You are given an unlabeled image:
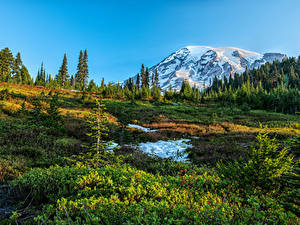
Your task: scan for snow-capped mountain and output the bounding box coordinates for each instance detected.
[131,46,287,90]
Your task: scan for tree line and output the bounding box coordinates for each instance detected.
[205,57,300,114]
[1,46,299,114]
[0,47,89,90]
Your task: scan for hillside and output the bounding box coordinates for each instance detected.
[0,83,299,224]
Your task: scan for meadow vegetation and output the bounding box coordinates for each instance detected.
[0,83,299,224]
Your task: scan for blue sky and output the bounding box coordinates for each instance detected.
[1,0,300,84]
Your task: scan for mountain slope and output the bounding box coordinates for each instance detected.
[133,46,287,90]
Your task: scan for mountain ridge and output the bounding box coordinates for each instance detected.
[129,46,287,90]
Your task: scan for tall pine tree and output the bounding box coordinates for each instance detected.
[82,49,89,89]
[0,47,14,82]
[56,53,69,87]
[75,50,84,89]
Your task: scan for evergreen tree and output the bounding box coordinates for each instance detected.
[46,93,63,128]
[140,64,146,87]
[136,73,140,89]
[75,50,84,89]
[101,78,105,88]
[87,99,111,153]
[70,75,76,87]
[82,49,89,89]
[154,68,159,88]
[0,47,14,82]
[180,80,193,100]
[88,79,97,92]
[35,63,46,86]
[20,65,32,85]
[145,67,149,87]
[56,53,69,87]
[12,52,22,83]
[151,72,155,88]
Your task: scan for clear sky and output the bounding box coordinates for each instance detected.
[1,0,300,84]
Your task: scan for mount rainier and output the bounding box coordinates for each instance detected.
[130,46,287,90]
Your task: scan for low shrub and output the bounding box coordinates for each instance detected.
[0,156,27,182]
[218,127,294,191]
[12,166,90,203]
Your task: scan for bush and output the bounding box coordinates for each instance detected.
[25,165,297,224]
[12,166,90,203]
[0,156,27,182]
[218,127,294,191]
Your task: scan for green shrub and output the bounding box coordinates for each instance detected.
[218,127,294,191]
[54,138,81,148]
[0,156,27,182]
[12,166,90,203]
[25,165,297,224]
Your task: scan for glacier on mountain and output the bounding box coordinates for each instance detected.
[129,46,287,90]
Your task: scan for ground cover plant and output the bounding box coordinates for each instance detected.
[0,83,299,224]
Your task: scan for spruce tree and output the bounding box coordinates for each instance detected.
[75,50,84,89]
[140,64,146,87]
[0,47,14,82]
[145,67,149,87]
[20,65,32,85]
[82,49,89,89]
[46,93,63,128]
[151,72,155,88]
[88,79,97,92]
[35,63,46,86]
[12,52,22,83]
[70,75,76,87]
[154,68,159,88]
[136,73,140,89]
[56,53,69,87]
[87,98,111,153]
[101,78,105,88]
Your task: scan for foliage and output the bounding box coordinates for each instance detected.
[13,164,298,224]
[218,126,294,191]
[0,82,299,224]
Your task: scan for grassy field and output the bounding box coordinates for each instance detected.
[0,83,299,224]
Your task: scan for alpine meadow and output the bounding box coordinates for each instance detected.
[0,1,299,224]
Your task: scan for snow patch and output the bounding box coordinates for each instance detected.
[128,124,157,133]
[138,139,192,162]
[106,142,120,151]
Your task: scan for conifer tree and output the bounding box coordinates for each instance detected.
[35,63,46,86]
[46,93,63,128]
[0,47,14,82]
[75,50,84,89]
[20,65,32,85]
[145,67,149,87]
[151,72,154,88]
[82,49,89,88]
[154,68,159,88]
[88,79,97,92]
[136,73,140,89]
[12,52,22,83]
[56,53,69,87]
[70,75,76,87]
[87,98,111,153]
[101,78,105,88]
[140,64,146,87]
